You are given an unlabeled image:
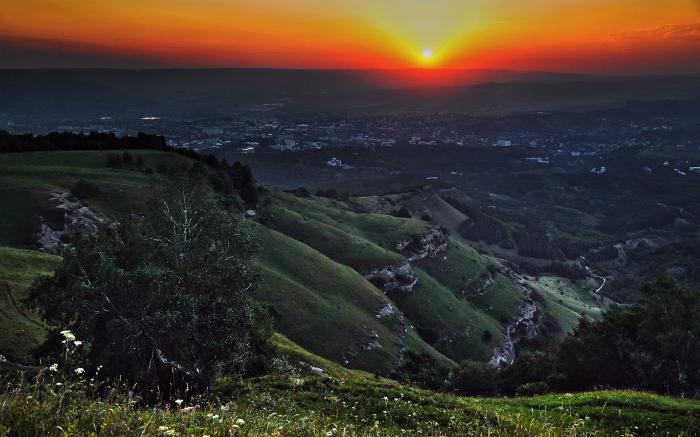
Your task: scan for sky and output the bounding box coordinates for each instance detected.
[1,0,700,73]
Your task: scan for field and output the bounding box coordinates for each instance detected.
[2,367,698,436]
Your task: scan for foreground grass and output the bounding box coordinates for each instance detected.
[1,371,698,436]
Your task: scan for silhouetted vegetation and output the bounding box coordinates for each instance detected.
[70,180,102,200]
[27,184,270,400]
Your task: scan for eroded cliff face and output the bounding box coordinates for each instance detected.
[489,269,544,366]
[37,191,107,254]
[365,226,448,294]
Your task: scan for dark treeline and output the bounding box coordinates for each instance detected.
[0,130,169,153]
[0,130,259,205]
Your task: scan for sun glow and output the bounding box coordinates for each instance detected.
[0,0,698,72]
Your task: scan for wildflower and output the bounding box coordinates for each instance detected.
[74,367,85,375]
[212,414,220,420]
[60,330,76,342]
[174,399,184,406]
[73,340,83,346]
[158,426,169,431]
[49,363,59,372]
[564,393,573,398]
[55,382,63,386]
[236,418,245,426]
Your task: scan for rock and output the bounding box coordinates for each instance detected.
[365,262,418,293]
[375,303,395,318]
[37,191,107,253]
[309,365,324,376]
[298,361,325,376]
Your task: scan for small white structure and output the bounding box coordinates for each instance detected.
[326,157,343,167]
[590,166,607,174]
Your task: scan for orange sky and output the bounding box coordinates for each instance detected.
[1,0,700,72]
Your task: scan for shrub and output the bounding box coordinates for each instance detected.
[449,360,497,395]
[28,183,266,399]
[70,180,102,200]
[516,381,549,397]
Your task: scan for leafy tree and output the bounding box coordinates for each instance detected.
[555,277,700,396]
[449,360,498,395]
[392,351,449,390]
[29,184,264,398]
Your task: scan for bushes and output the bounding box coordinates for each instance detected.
[28,183,270,399]
[422,278,700,398]
[449,360,498,396]
[516,382,549,397]
[70,180,102,200]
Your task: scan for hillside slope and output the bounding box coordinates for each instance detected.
[0,150,446,373]
[0,149,604,374]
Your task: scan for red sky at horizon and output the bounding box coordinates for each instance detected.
[1,0,700,74]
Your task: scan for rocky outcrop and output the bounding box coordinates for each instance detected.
[366,226,448,294]
[365,262,417,293]
[361,329,382,351]
[375,303,395,318]
[37,191,107,254]
[460,270,495,297]
[489,269,543,366]
[396,226,448,262]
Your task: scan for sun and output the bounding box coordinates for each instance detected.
[422,49,433,59]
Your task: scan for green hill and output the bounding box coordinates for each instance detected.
[1,148,698,436]
[0,247,60,362]
[0,149,606,375]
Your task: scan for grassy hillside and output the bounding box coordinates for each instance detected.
[0,151,449,373]
[3,366,698,436]
[0,150,606,375]
[254,225,446,372]
[0,150,184,246]
[262,191,536,364]
[0,247,60,362]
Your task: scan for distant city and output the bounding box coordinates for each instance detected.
[3,99,699,175]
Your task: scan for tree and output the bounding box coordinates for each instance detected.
[29,184,264,398]
[554,278,700,396]
[449,360,498,395]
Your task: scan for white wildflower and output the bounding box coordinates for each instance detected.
[73,340,83,347]
[60,330,76,342]
[236,418,245,426]
[74,367,85,375]
[174,399,184,406]
[49,363,59,372]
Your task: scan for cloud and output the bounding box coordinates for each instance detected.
[604,22,700,45]
[0,35,172,68]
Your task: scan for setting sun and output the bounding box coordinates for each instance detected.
[422,50,433,59]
